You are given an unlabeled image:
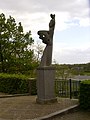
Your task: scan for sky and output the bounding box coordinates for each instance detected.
[0,0,90,64]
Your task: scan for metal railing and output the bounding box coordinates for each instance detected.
[55,79,81,99]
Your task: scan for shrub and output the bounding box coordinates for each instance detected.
[28,78,37,95]
[0,73,37,95]
[79,80,90,109]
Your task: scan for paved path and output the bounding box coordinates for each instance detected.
[52,110,90,120]
[0,96,78,120]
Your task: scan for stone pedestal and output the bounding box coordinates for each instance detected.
[36,66,57,104]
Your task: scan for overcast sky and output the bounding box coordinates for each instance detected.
[0,0,90,64]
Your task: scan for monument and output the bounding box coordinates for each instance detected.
[36,14,57,104]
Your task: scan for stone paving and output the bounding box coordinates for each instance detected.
[52,110,90,120]
[0,95,78,120]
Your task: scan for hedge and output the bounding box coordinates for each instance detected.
[0,73,37,95]
[79,80,90,109]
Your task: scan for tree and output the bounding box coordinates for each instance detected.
[0,13,38,75]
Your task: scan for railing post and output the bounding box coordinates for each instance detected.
[69,79,72,99]
[28,79,32,95]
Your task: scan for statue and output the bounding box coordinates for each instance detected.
[37,14,55,66]
[36,14,57,104]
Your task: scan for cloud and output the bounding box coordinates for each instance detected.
[0,0,90,64]
[0,0,89,32]
[79,17,90,26]
[53,40,90,64]
[0,0,41,13]
[53,48,90,64]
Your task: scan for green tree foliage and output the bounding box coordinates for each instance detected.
[79,80,90,109]
[0,13,38,75]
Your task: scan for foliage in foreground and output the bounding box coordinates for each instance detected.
[79,80,90,110]
[0,73,37,95]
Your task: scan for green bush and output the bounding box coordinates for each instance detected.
[28,78,37,95]
[79,80,90,109]
[0,73,37,95]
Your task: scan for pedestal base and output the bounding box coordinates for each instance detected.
[36,98,57,104]
[36,66,57,104]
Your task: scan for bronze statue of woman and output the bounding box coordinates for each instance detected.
[38,14,55,45]
[37,14,55,66]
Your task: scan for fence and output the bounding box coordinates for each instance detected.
[55,79,81,99]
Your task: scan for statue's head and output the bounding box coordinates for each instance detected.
[50,14,55,19]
